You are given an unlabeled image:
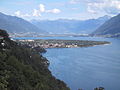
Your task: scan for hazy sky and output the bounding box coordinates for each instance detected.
[0,0,120,20]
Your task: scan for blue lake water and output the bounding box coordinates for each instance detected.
[14,37,120,90]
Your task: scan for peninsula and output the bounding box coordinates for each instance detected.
[15,39,110,49]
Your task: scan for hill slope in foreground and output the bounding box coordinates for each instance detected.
[0,29,70,90]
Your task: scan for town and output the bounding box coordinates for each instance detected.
[15,39,110,49]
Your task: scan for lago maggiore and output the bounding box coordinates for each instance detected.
[44,37,120,90]
[14,36,120,90]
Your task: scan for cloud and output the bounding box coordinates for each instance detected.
[32,4,61,17]
[87,7,97,14]
[32,4,45,17]
[33,9,41,17]
[46,9,61,14]
[39,4,61,14]
[23,13,31,17]
[39,4,45,12]
[87,0,120,14]
[70,0,120,15]
[14,11,31,17]
[14,4,61,18]
[14,11,21,16]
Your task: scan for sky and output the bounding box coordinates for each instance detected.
[0,0,120,20]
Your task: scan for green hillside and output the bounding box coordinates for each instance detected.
[0,29,69,90]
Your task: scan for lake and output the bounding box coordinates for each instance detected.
[42,37,120,90]
[14,36,120,90]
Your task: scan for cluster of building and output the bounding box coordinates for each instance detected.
[16,39,79,48]
[39,43,78,48]
[15,39,110,49]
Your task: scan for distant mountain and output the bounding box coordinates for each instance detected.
[31,19,78,34]
[91,14,120,37]
[0,12,47,34]
[31,15,111,34]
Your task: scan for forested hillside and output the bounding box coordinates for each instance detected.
[0,29,69,90]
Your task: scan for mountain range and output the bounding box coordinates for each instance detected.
[1,12,119,37]
[0,12,47,34]
[31,15,111,34]
[91,14,120,37]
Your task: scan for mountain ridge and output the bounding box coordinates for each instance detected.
[31,15,111,34]
[0,12,47,34]
[91,14,120,37]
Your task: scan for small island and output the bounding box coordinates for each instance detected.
[15,39,110,49]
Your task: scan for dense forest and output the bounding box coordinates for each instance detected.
[0,29,70,90]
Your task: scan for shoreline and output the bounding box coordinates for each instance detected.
[14,38,110,90]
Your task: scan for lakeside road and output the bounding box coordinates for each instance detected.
[14,39,110,49]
